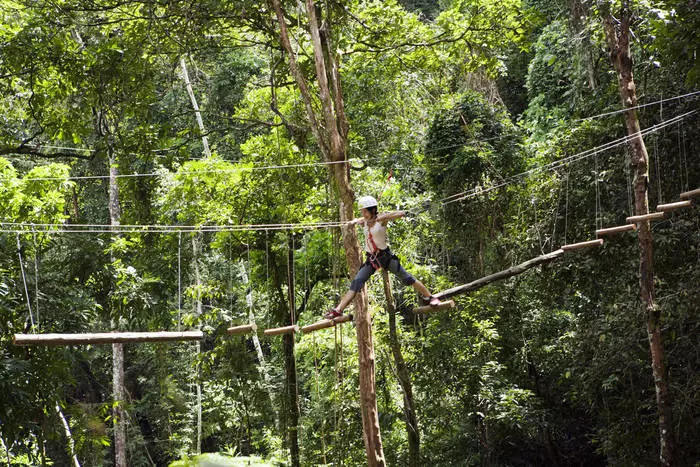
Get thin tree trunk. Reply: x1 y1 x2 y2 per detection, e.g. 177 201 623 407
180 58 211 158
601 2 676 465
285 235 301 467
55 403 81 467
269 1 385 464
381 270 420 466
107 142 127 467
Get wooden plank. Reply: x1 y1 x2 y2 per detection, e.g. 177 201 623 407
626 212 665 223
227 324 257 335
596 224 636 236
436 249 566 300
263 324 299 336
680 188 700 199
656 200 692 212
301 314 353 333
413 300 455 314
561 239 604 251
13 331 203 346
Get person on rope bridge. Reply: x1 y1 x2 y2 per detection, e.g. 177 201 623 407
325 195 440 319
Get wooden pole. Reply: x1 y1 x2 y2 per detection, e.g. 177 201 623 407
436 249 565 301
561 239 604 251
381 270 420 466
301 314 353 333
413 300 456 314
263 325 299 336
227 324 257 335
626 212 665 223
596 224 636 236
679 187 700 199
13 331 204 346
656 200 692 212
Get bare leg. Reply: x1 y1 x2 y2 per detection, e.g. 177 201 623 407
334 290 357 313
410 280 432 299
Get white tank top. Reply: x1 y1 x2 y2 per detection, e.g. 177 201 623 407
363 221 388 253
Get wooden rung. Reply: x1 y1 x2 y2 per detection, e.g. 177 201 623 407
596 224 636 236
413 300 455 314
626 212 665 223
301 314 353 333
561 239 604 251
263 325 299 336
13 331 203 346
680 188 700 199
657 200 692 211
227 324 257 335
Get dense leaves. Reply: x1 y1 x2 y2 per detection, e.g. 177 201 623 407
0 0 698 465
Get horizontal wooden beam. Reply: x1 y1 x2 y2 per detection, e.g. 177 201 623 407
263 325 299 336
561 239 604 251
680 188 700 199
626 212 665 223
657 200 692 212
436 249 565 300
13 331 203 346
301 314 353 333
227 324 257 335
596 224 636 236
413 300 455 314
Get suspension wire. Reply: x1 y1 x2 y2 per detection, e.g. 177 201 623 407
595 149 601 230
0 219 348 234
654 134 663 204
312 332 328 465
442 110 696 204
16 233 35 329
32 226 40 326
21 158 360 182
551 170 565 252
178 231 182 331
574 90 699 122
564 168 570 245
625 144 634 216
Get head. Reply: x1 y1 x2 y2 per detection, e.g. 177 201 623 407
358 195 378 220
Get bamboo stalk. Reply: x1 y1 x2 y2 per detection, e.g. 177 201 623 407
301 314 353 333
626 212 665 223
13 331 203 346
679 188 700 199
656 200 692 212
263 325 299 336
226 324 257 335
413 300 455 314
596 224 637 236
561 239 604 251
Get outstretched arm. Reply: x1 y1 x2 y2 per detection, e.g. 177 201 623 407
376 211 406 223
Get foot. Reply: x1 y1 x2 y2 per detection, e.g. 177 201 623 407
426 295 441 306
324 307 343 320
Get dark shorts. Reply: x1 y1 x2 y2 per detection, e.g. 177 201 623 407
349 249 416 292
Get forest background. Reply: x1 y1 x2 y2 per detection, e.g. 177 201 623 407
0 0 698 465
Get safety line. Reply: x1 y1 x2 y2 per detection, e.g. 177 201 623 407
442 109 696 204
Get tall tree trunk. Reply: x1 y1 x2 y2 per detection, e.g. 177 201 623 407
381 271 420 466
269 1 385 464
285 235 301 467
107 143 127 467
601 2 676 465
180 58 211 158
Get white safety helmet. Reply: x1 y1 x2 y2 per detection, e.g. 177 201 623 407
358 195 378 209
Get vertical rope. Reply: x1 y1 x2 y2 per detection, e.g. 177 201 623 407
178 232 182 332
32 227 40 326
654 136 663 204
312 333 328 465
564 169 570 245
594 150 601 230
551 171 564 252
16 233 35 329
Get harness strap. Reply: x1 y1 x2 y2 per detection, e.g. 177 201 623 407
367 223 382 270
